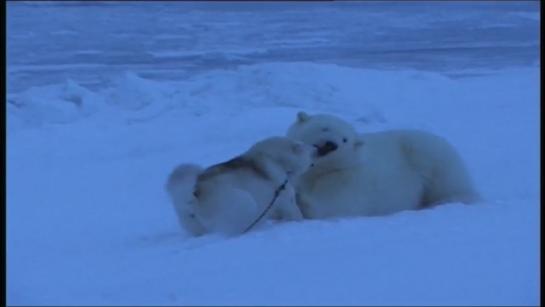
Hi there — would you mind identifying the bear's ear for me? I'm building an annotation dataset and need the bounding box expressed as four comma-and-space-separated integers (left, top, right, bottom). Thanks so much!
297, 111, 310, 123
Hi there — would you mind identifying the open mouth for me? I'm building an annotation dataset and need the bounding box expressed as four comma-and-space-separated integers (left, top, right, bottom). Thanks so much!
314, 141, 338, 157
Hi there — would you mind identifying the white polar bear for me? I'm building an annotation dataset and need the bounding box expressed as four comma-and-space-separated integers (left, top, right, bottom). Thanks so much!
287, 112, 480, 219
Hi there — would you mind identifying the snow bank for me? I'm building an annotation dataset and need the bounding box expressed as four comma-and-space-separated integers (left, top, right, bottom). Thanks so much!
7, 63, 540, 305
8, 63, 538, 132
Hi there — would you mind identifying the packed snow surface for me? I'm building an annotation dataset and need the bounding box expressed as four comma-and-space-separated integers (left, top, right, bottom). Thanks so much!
7, 2, 540, 306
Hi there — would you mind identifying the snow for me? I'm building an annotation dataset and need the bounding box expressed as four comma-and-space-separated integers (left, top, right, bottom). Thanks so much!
7, 2, 540, 306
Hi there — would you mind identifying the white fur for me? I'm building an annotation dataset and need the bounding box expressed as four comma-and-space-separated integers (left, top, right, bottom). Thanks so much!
166, 137, 314, 236
287, 112, 480, 219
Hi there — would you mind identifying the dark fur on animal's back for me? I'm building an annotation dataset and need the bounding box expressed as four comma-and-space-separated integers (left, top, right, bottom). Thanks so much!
193, 156, 269, 198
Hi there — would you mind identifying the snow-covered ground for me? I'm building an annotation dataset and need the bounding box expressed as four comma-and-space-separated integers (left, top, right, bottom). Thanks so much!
7, 2, 540, 306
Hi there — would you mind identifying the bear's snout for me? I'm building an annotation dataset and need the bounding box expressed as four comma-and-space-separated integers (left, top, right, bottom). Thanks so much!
315, 141, 338, 157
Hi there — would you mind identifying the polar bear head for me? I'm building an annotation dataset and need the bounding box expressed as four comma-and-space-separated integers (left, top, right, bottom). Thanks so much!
246, 136, 316, 179
286, 112, 363, 169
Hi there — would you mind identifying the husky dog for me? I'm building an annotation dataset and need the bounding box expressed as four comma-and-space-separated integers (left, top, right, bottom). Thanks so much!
166, 137, 316, 236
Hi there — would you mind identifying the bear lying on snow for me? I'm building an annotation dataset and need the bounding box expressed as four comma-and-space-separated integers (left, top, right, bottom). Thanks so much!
287, 112, 480, 219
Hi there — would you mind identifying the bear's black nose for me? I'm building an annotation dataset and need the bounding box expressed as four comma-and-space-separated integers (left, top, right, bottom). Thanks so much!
316, 141, 338, 157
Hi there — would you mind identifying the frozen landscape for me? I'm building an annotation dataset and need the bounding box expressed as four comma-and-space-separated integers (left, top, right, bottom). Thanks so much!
7, 1, 540, 305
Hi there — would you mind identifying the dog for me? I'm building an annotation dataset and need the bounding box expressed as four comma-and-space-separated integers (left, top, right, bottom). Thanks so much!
166, 136, 316, 236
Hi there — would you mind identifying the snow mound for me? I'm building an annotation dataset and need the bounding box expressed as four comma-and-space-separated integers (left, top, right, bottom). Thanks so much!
8, 63, 404, 131
8, 63, 538, 135
7, 79, 103, 128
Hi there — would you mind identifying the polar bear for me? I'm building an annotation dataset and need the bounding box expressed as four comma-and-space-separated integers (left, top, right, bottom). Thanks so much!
286, 112, 480, 219
166, 136, 316, 236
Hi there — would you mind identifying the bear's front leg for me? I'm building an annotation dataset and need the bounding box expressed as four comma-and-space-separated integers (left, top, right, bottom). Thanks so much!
294, 191, 315, 219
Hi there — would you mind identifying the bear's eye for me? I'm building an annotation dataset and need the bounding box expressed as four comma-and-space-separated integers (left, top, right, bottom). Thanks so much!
343, 138, 347, 143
